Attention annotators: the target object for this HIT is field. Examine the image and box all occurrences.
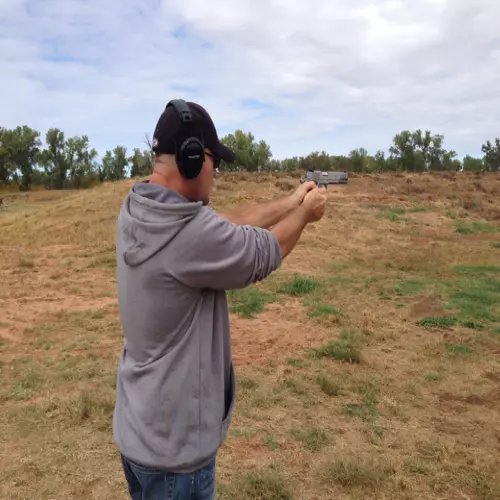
[1,171,500,500]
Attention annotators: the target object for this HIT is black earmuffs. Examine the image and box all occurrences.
[166,99,205,179]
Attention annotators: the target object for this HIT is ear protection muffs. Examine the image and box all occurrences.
[166,99,205,179]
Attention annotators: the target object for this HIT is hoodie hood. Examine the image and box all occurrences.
[119,182,203,266]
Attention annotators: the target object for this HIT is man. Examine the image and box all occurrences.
[113,99,327,500]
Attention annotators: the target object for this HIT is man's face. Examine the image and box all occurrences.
[196,149,220,205]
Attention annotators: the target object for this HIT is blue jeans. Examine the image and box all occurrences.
[121,454,216,500]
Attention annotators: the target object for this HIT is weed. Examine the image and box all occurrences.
[282,377,306,395]
[228,287,279,318]
[417,316,457,328]
[317,457,394,488]
[261,435,280,450]
[311,340,361,364]
[10,369,44,400]
[317,375,340,396]
[403,458,432,476]
[64,390,115,429]
[277,275,320,296]
[491,242,500,249]
[342,388,378,421]
[239,378,258,390]
[290,427,329,452]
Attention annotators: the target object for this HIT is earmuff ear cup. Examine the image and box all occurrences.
[176,137,205,179]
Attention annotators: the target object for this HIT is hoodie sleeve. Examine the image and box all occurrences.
[167,208,283,290]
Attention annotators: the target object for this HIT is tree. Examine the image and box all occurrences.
[100,146,129,181]
[462,155,484,172]
[1,126,42,190]
[220,130,272,171]
[38,128,68,189]
[482,139,500,172]
[129,148,153,178]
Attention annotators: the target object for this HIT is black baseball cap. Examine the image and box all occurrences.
[152,100,235,164]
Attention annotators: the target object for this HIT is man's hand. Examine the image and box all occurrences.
[292,180,317,207]
[300,185,327,223]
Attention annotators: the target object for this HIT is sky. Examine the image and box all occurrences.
[0,0,499,161]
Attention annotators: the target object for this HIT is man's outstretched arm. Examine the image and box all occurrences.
[218,181,317,229]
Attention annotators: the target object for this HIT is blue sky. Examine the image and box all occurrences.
[1,0,499,161]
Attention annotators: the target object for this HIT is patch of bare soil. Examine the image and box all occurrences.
[0,295,117,341]
[408,295,448,319]
[230,301,329,366]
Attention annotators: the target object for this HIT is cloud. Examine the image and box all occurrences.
[0,0,499,160]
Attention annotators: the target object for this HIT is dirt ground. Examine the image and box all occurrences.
[1,171,500,499]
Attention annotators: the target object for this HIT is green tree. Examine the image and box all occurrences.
[462,155,484,172]
[2,126,42,190]
[100,146,129,181]
[220,130,272,171]
[129,148,153,178]
[38,128,68,189]
[482,139,500,172]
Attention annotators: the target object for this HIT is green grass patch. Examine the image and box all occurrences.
[305,302,343,318]
[449,279,500,323]
[290,427,329,452]
[376,206,407,222]
[453,265,500,275]
[277,274,320,296]
[417,316,457,328]
[228,286,279,318]
[455,220,499,234]
[446,343,472,355]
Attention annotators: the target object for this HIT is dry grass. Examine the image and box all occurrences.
[1,172,500,499]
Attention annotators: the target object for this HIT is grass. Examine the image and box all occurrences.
[311,340,361,364]
[316,375,341,396]
[306,302,343,318]
[342,387,378,422]
[218,470,295,500]
[2,173,500,500]
[317,457,394,489]
[277,274,320,296]
[376,205,407,222]
[228,286,279,318]
[290,427,330,451]
[455,220,500,234]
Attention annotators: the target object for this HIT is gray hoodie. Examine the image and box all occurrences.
[113,181,282,473]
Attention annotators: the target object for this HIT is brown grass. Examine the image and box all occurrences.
[1,172,500,499]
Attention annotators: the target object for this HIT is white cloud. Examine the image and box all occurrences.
[0,0,499,160]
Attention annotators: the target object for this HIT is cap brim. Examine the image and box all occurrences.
[212,142,235,164]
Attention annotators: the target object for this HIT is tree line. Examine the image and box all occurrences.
[1,125,499,191]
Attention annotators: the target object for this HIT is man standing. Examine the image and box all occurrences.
[113,99,327,499]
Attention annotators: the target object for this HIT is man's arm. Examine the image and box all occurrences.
[218,195,297,229]
[270,205,309,258]
[217,180,317,229]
